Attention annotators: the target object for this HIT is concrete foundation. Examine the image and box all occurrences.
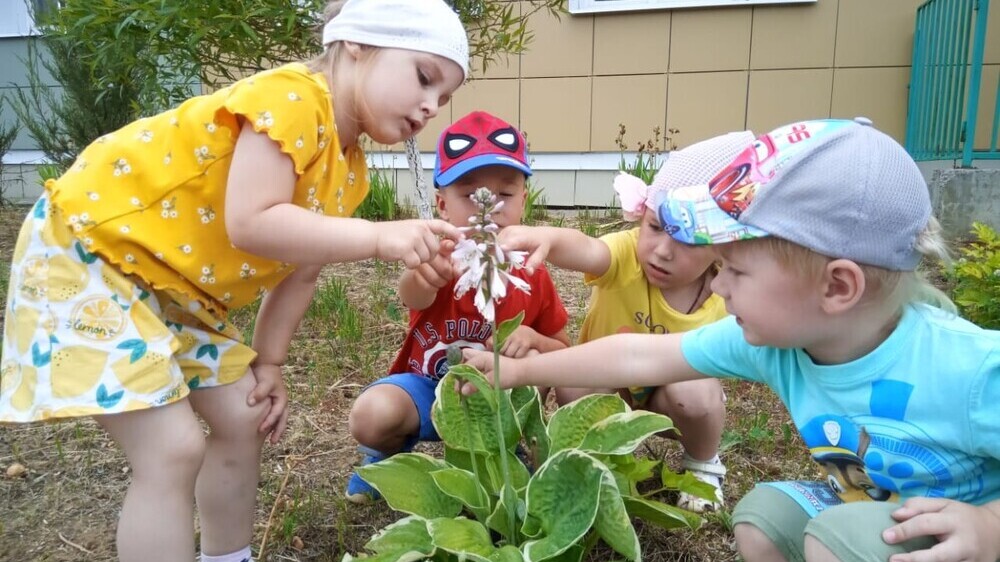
[928,168,1000,242]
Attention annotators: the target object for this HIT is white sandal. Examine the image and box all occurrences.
[677,454,726,513]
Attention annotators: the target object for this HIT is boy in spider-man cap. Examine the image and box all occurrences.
[345,111,571,503]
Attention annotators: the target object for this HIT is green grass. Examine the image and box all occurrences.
[523,182,548,226]
[354,168,398,222]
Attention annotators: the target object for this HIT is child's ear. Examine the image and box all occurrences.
[821,259,866,314]
[343,41,364,59]
[435,191,449,220]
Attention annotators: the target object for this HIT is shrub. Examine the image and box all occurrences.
[946,222,1000,329]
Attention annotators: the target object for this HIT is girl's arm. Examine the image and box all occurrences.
[225,123,460,266]
[464,332,704,391]
[247,263,322,443]
[494,326,570,359]
[499,225,611,277]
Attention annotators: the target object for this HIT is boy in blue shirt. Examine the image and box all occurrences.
[469,118,1000,562]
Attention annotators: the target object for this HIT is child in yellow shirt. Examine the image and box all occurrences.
[499,131,754,512]
[0,1,467,560]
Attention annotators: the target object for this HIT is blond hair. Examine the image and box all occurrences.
[733,217,955,314]
[306,0,379,137]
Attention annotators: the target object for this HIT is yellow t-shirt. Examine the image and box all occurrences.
[47,63,369,317]
[580,227,728,346]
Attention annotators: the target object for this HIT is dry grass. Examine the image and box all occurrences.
[0,205,816,561]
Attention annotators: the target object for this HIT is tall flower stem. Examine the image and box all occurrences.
[451,187,531,546]
[488,271,518,545]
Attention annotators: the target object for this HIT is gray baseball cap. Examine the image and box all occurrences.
[656,118,931,271]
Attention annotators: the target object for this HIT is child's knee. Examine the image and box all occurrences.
[142,423,206,481]
[661,380,725,420]
[734,523,789,562]
[349,386,416,445]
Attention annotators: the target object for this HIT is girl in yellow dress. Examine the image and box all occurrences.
[0,1,467,560]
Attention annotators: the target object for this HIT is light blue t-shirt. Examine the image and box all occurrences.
[682,303,1000,506]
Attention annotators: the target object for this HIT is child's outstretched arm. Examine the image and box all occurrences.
[398,239,456,311]
[225,123,461,267]
[491,326,570,359]
[247,264,323,443]
[499,225,611,277]
[462,332,703,391]
[882,498,1000,562]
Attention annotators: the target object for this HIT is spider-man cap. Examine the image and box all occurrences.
[433,111,532,188]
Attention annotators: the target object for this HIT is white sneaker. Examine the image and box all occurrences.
[677,454,726,513]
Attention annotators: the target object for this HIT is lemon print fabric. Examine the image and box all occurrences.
[0,195,257,423]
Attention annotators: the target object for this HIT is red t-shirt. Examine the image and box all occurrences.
[388,265,568,381]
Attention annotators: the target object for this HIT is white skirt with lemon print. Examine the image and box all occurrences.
[0,195,257,423]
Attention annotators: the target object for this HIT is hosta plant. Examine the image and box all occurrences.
[344,189,714,562]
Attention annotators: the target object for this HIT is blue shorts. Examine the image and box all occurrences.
[367,373,441,445]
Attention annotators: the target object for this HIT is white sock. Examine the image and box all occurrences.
[201,546,252,562]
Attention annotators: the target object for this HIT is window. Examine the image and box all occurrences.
[569,0,815,15]
[0,0,58,37]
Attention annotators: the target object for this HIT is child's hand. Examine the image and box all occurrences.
[414,239,458,289]
[498,225,549,274]
[375,219,462,268]
[488,325,539,359]
[247,362,289,444]
[883,498,1000,562]
[458,348,522,395]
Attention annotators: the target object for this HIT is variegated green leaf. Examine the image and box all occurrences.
[510,385,537,414]
[433,371,520,453]
[430,467,492,521]
[547,394,628,454]
[593,469,640,560]
[622,496,702,531]
[535,543,585,562]
[427,517,496,561]
[445,446,502,494]
[578,410,674,455]
[516,390,550,466]
[522,450,603,562]
[495,311,525,349]
[357,453,462,519]
[485,484,520,541]
[490,545,525,562]
[342,515,434,561]
[445,365,498,410]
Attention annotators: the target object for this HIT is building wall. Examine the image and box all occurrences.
[3,1,999,206]
[377,0,1000,206]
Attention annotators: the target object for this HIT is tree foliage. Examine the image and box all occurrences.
[40,0,566,112]
[10,37,142,171]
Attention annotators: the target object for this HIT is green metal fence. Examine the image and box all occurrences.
[906,0,998,166]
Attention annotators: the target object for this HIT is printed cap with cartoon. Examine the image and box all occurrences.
[657,118,931,271]
[322,0,469,80]
[434,111,532,188]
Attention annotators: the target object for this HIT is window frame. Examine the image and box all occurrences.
[0,0,57,38]
[568,0,815,15]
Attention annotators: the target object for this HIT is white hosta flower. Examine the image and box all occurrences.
[450,187,531,323]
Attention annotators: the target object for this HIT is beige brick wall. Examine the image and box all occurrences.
[377,0,1000,207]
[396,0,944,153]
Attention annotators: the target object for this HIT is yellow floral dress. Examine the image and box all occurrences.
[0,63,369,422]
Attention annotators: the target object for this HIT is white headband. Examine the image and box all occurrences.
[323,0,469,80]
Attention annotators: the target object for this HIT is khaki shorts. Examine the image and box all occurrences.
[732,484,937,562]
[0,195,256,423]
